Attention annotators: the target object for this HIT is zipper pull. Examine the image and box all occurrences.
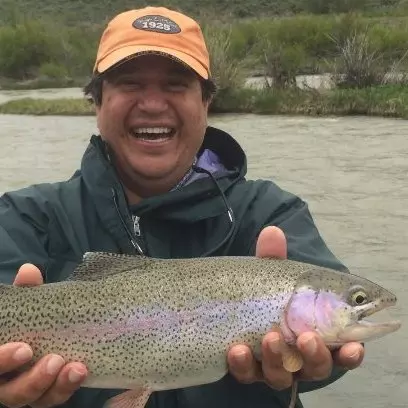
[133,215,141,237]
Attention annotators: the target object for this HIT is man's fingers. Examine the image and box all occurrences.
[0,354,64,407]
[30,362,88,408]
[255,226,287,259]
[261,332,292,390]
[227,345,263,384]
[332,342,364,370]
[0,343,33,377]
[228,331,294,391]
[297,333,332,381]
[13,263,43,287]
[7,264,87,407]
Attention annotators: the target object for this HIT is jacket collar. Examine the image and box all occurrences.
[80,126,248,224]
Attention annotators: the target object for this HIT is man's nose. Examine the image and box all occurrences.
[136,87,169,114]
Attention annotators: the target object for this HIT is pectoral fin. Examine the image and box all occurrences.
[103,388,152,408]
[281,342,303,373]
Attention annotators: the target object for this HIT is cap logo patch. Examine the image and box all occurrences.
[132,15,181,34]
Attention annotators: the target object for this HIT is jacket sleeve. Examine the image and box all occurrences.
[0,189,50,284]
[272,195,348,273]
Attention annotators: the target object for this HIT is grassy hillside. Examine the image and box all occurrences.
[0,0,406,23]
[1,0,295,23]
[1,11,408,88]
[1,1,408,117]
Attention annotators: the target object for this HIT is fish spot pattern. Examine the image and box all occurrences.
[0,254,397,390]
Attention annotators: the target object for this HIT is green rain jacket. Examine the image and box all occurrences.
[0,126,348,408]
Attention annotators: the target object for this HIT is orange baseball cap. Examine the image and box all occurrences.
[93,7,210,79]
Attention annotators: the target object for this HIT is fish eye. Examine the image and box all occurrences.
[350,290,369,305]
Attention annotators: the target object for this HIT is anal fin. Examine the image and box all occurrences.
[103,388,152,408]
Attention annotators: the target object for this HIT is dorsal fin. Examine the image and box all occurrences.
[68,252,152,282]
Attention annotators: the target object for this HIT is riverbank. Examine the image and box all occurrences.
[1,85,407,118]
[0,77,87,91]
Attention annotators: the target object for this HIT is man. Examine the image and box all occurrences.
[0,6,364,408]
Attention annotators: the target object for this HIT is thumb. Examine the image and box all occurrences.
[13,263,44,287]
[255,226,287,259]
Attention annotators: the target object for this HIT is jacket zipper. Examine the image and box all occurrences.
[131,215,145,255]
[111,187,145,255]
[133,215,141,237]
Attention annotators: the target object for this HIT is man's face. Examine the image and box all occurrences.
[96,54,211,196]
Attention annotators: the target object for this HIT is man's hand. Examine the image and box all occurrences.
[227,226,364,390]
[0,263,88,408]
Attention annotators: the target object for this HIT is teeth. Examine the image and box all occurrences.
[130,127,174,142]
[133,127,172,134]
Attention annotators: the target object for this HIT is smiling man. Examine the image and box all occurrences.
[94,54,211,203]
[0,6,364,408]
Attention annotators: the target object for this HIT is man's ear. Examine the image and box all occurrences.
[204,95,213,112]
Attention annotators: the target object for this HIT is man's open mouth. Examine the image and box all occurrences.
[130,127,175,142]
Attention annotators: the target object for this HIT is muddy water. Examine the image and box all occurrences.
[0,111,406,408]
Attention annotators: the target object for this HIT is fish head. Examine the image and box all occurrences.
[282,267,401,346]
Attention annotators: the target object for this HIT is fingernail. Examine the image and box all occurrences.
[303,335,317,355]
[68,368,85,383]
[46,355,65,375]
[268,338,281,354]
[13,345,33,362]
[234,350,248,365]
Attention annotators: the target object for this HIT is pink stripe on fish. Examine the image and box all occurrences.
[7,296,292,345]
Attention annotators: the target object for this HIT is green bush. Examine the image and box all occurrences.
[368,24,408,59]
[0,17,100,80]
[262,43,307,88]
[61,26,101,77]
[302,0,370,14]
[0,20,60,78]
[226,13,372,73]
[329,30,388,88]
[203,25,248,92]
[38,62,69,79]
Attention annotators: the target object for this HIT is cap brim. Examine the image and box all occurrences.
[96,45,209,79]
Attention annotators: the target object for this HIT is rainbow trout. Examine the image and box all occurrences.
[0,253,401,408]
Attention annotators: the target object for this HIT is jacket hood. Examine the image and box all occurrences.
[80,126,248,223]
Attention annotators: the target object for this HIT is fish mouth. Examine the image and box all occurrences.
[336,299,401,344]
[336,319,401,344]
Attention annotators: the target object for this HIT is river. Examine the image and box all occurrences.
[0,93,407,408]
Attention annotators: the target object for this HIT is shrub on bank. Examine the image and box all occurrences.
[2,85,408,118]
[0,19,100,80]
[0,20,60,79]
[0,98,94,115]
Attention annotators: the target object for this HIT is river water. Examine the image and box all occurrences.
[0,92,407,407]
